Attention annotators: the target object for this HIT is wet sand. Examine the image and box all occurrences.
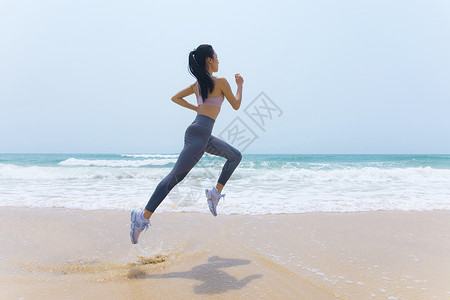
[0,207,449,299]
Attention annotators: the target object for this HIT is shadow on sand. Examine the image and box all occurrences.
[130,255,263,295]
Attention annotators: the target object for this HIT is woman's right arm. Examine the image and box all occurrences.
[220,74,244,110]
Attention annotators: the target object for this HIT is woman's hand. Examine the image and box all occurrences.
[235,73,244,86]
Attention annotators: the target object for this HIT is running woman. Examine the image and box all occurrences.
[130,44,244,244]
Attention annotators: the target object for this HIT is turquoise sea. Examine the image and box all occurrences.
[1,153,449,214]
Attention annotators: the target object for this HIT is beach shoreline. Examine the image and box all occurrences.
[1,207,449,299]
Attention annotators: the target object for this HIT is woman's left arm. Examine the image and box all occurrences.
[171,84,198,112]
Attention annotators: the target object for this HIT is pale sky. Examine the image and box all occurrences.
[1,0,449,154]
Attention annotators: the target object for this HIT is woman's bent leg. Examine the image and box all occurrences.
[145,127,209,213]
[205,135,242,188]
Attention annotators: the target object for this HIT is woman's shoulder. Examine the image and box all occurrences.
[213,77,228,86]
[192,77,228,90]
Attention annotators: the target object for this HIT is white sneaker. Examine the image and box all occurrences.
[130,208,150,244]
[205,187,226,216]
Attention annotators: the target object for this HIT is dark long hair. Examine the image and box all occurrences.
[188,44,215,102]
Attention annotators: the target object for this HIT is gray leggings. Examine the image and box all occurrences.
[145,114,242,213]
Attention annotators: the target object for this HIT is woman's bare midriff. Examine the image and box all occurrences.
[197,105,220,120]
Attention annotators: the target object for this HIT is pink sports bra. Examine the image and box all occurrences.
[196,81,224,108]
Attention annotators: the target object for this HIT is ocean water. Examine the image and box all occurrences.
[0,153,449,214]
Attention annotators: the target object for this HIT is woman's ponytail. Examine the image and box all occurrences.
[188,45,215,102]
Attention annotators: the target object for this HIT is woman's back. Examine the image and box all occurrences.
[195,78,225,108]
[195,77,224,120]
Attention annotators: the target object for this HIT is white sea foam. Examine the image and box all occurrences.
[120,154,179,158]
[58,158,177,167]
[1,162,449,214]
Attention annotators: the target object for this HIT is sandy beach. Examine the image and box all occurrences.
[0,207,448,299]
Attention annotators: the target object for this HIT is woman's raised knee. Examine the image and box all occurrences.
[232,150,242,164]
